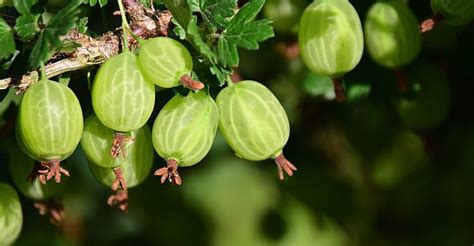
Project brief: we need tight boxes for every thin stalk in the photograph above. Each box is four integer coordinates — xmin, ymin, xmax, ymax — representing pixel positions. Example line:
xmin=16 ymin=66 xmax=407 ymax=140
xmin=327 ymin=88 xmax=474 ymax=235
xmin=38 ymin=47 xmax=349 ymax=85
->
xmin=117 ymin=0 xmax=130 ymax=51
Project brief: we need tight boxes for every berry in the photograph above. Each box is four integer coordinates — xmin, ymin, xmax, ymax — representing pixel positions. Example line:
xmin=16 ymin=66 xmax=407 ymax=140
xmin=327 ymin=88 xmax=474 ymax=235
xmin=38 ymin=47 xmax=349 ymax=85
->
xmin=299 ymin=0 xmax=364 ymax=77
xmin=216 ymin=80 xmax=296 ymax=180
xmin=84 ymin=117 xmax=153 ymax=212
xmin=82 ymin=114 xmax=133 ymax=169
xmin=83 ymin=114 xmax=154 ymax=181
xmin=263 ymin=0 xmax=306 ymax=33
xmin=0 ymin=183 xmax=23 ymax=245
xmin=152 ymin=90 xmax=219 ymax=185
xmin=365 ymin=1 xmax=422 ymax=68
xmin=17 ymin=79 xmax=83 ymax=183
xmin=138 ymin=37 xmax=203 ymax=90
xmin=92 ymin=51 xmax=155 ymax=132
xmin=421 ymin=0 xmax=474 ymax=32
xmin=8 ymin=143 xmax=63 ymax=200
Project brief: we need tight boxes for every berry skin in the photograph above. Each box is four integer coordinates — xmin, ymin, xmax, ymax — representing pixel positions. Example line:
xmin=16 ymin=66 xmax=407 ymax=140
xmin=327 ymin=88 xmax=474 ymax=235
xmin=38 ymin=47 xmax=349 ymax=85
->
xmin=17 ymin=79 xmax=83 ymax=183
xmin=92 ymin=51 xmax=155 ymax=132
xmin=0 ymin=183 xmax=23 ymax=245
xmin=83 ymin=114 xmax=154 ymax=181
xmin=86 ymin=121 xmax=153 ymax=212
xmin=138 ymin=37 xmax=201 ymax=89
xmin=82 ymin=115 xmax=132 ymax=169
xmin=298 ymin=0 xmax=364 ymax=77
xmin=365 ymin=1 xmax=422 ymax=68
xmin=216 ymin=80 xmax=297 ymax=180
xmin=88 ymin=123 xmax=153 ymax=188
xmin=263 ymin=0 xmax=306 ymax=33
xmin=152 ymin=90 xmax=219 ymax=185
xmin=8 ymin=143 xmax=63 ymax=200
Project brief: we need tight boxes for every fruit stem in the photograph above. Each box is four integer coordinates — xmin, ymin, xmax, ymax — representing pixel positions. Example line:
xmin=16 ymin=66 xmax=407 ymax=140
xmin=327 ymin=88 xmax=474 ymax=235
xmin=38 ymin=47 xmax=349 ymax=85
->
xmin=274 ymin=153 xmax=297 ymax=180
xmin=117 ymin=0 xmax=130 ymax=51
xmin=180 ymin=75 xmax=205 ymax=91
xmin=276 ymin=41 xmax=300 ymax=60
xmin=420 ymin=13 xmax=444 ymax=33
xmin=154 ymin=159 xmax=182 ymax=185
xmin=332 ymin=77 xmax=346 ymax=102
xmin=40 ymin=64 xmax=47 ymax=81
xmin=394 ymin=68 xmax=408 ymax=93
xmin=34 ymin=198 xmax=65 ymax=225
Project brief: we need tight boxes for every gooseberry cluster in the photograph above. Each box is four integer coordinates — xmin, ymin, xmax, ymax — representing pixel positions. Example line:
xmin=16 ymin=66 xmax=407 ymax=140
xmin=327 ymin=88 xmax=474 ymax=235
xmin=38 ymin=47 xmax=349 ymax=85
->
xmin=2 ymin=0 xmax=467 ymax=242
xmin=10 ymin=35 xmax=296 ymax=215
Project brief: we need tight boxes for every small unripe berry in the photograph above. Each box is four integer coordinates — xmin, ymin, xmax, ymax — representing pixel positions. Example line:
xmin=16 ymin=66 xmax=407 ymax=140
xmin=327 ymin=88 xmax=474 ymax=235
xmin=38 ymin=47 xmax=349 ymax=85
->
xmin=365 ymin=1 xmax=422 ymax=68
xmin=0 ymin=183 xmax=23 ymax=245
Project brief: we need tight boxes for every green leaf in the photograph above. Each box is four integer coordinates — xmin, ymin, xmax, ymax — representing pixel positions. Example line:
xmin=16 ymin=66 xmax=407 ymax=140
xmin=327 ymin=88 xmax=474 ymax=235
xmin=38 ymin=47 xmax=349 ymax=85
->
xmin=29 ymin=32 xmax=49 ymax=68
xmin=216 ymin=0 xmax=274 ymax=67
xmin=0 ymin=17 xmax=16 ymax=60
xmin=28 ymin=0 xmax=83 ymax=68
xmin=15 ymin=14 xmax=40 ymax=40
xmin=0 ymin=87 xmax=21 ymax=127
xmin=162 ymin=0 xmax=192 ymax=30
xmin=13 ymin=0 xmax=38 ymax=15
xmin=216 ymin=36 xmax=237 ymax=67
xmin=226 ymin=0 xmax=264 ymax=30
xmin=77 ymin=17 xmax=88 ymax=33
xmin=186 ymin=17 xmax=217 ymax=63
xmin=137 ymin=0 xmax=151 ymax=7
xmin=13 ymin=0 xmax=40 ymax=40
xmin=187 ymin=0 xmax=237 ymax=28
xmin=83 ymin=0 xmax=107 ymax=7
xmin=225 ymin=19 xmax=273 ymax=50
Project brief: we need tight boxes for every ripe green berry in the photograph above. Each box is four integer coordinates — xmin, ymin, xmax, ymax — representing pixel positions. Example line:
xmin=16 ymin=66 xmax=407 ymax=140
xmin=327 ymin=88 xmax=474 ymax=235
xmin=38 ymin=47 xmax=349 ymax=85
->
xmin=18 ymin=79 xmax=83 ymax=183
xmin=216 ymin=80 xmax=297 ymax=180
xmin=88 ymin=123 xmax=153 ymax=188
xmin=396 ymin=63 xmax=451 ymax=130
xmin=152 ymin=90 xmax=219 ymax=185
xmin=299 ymin=0 xmax=364 ymax=77
xmin=138 ymin=37 xmax=203 ymax=90
xmin=86 ymin=122 xmax=153 ymax=212
xmin=82 ymin=114 xmax=153 ymax=172
xmin=92 ymin=51 xmax=155 ymax=132
xmin=0 ymin=183 xmax=23 ymax=245
xmin=82 ymin=115 xmax=128 ymax=168
xmin=8 ymin=143 xmax=63 ymax=200
xmin=263 ymin=0 xmax=306 ymax=33
xmin=365 ymin=1 xmax=422 ymax=68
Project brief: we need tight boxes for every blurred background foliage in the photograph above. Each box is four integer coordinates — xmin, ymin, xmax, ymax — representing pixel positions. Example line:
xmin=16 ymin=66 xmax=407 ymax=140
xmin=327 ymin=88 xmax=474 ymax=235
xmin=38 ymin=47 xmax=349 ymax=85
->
xmin=1 ymin=0 xmax=474 ymax=245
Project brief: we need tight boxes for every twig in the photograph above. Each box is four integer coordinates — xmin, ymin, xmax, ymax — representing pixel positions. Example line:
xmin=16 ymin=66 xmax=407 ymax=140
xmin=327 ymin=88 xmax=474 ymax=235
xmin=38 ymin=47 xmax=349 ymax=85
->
xmin=0 ymin=0 xmax=172 ymax=93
